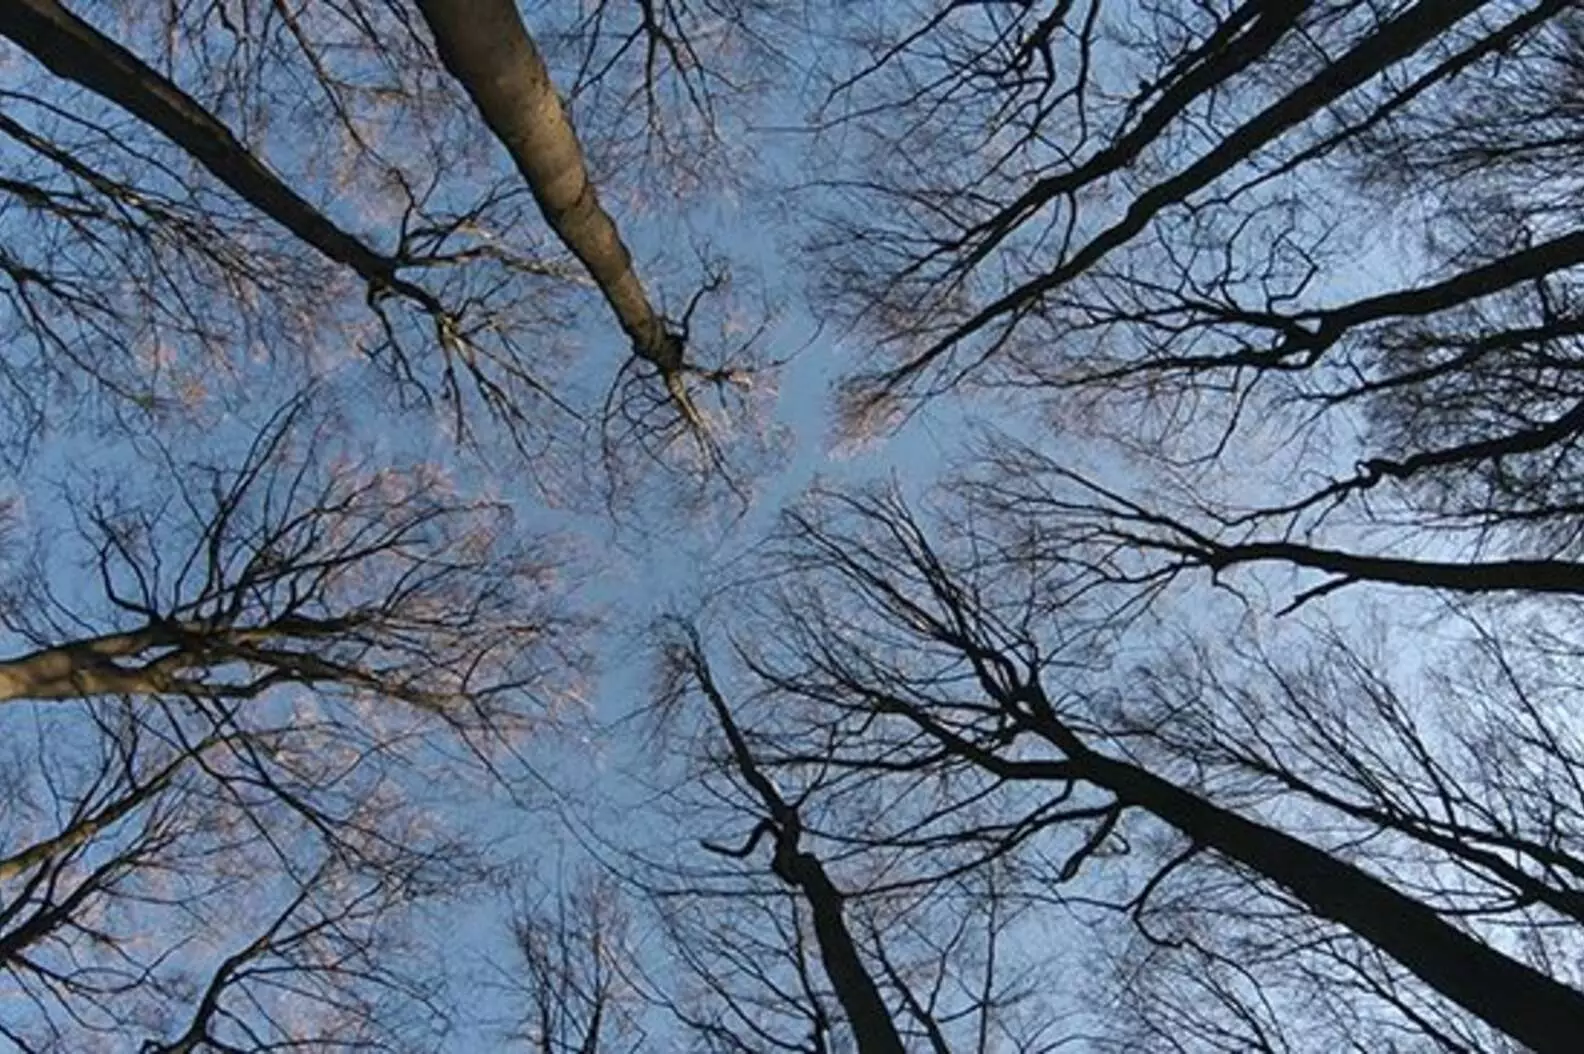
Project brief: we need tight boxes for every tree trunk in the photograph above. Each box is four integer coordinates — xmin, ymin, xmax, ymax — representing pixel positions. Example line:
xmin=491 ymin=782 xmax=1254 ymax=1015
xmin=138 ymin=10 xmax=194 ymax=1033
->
xmin=0 ymin=0 xmax=432 ymax=305
xmin=413 ymin=1 xmax=688 ymax=384
xmin=1068 ymin=742 xmax=1584 ymax=1052
xmin=775 ymin=844 xmax=909 ymax=1054
xmin=692 ymin=642 xmax=907 ymax=1054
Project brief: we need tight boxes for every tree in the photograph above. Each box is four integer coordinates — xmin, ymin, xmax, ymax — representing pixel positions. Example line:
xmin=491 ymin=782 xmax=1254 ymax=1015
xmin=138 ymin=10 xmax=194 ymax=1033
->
xmin=801 ymin=0 xmax=1584 ymax=594
xmin=414 ymin=0 xmax=713 ymax=432
xmin=662 ymin=484 xmax=1584 ymax=1050
xmin=0 ymin=394 xmax=579 ymax=1051
xmin=484 ymin=601 xmax=1082 ymax=1054
xmin=0 ymin=0 xmax=776 ymax=484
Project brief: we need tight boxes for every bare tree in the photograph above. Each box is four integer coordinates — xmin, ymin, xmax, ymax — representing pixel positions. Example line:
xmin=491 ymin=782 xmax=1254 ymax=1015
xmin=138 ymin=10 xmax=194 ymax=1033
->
xmin=1083 ymin=616 xmax=1584 ymax=1053
xmin=0 ymin=0 xmax=779 ymax=486
xmin=720 ymin=13 xmax=1584 ymax=1041
xmin=662 ymin=625 xmax=909 ymax=1054
xmin=0 ymin=394 xmax=580 ymax=1051
xmin=644 ymin=484 xmax=1584 ymax=1051
xmin=505 ymin=872 xmax=649 ymax=1054
xmin=795 ymin=1 xmax=1584 ymax=606
xmin=490 ymin=601 xmax=1084 ymax=1054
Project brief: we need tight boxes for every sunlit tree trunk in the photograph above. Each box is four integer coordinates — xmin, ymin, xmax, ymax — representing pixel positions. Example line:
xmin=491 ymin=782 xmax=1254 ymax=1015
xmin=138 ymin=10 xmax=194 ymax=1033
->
xmin=414 ymin=0 xmax=701 ymax=424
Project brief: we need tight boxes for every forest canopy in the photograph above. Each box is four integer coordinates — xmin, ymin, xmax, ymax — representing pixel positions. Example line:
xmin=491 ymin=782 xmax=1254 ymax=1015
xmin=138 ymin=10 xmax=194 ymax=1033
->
xmin=0 ymin=1 xmax=1581 ymax=1051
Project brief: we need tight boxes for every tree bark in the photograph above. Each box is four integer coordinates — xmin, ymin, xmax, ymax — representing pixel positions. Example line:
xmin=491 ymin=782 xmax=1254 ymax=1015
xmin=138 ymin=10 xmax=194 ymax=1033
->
xmin=0 ymin=626 xmax=187 ymax=701
xmin=1193 ymin=541 xmax=1584 ymax=595
xmin=412 ymin=1 xmax=694 ymax=404
xmin=1062 ymin=739 xmax=1584 ymax=1052
xmin=691 ymin=641 xmax=907 ymax=1054
xmin=0 ymin=0 xmax=439 ymax=310
xmin=773 ymin=843 xmax=908 ymax=1054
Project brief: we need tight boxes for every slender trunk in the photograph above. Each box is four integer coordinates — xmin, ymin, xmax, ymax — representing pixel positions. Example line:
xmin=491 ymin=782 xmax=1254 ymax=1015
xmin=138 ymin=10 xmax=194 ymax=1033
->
xmin=412 ymin=1 xmax=692 ymax=396
xmin=775 ymin=845 xmax=909 ymax=1054
xmin=0 ymin=744 xmax=205 ymax=880
xmin=692 ymin=646 xmax=906 ymax=1054
xmin=0 ymin=0 xmax=438 ymax=309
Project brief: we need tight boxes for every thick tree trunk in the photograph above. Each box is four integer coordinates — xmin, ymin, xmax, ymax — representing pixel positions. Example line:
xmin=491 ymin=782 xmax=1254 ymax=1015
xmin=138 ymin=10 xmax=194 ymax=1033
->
xmin=412 ymin=1 xmax=693 ymax=398
xmin=1 ymin=0 xmax=702 ymax=423
xmin=0 ymin=626 xmax=186 ymax=701
xmin=0 ymin=617 xmax=396 ymax=705
xmin=1066 ymin=742 xmax=1584 ymax=1052
xmin=1194 ymin=541 xmax=1584 ymax=595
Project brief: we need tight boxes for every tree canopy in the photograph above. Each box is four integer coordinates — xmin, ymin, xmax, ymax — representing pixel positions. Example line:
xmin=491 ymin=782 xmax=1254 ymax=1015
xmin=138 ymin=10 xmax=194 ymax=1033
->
xmin=0 ymin=2 xmax=1580 ymax=1051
